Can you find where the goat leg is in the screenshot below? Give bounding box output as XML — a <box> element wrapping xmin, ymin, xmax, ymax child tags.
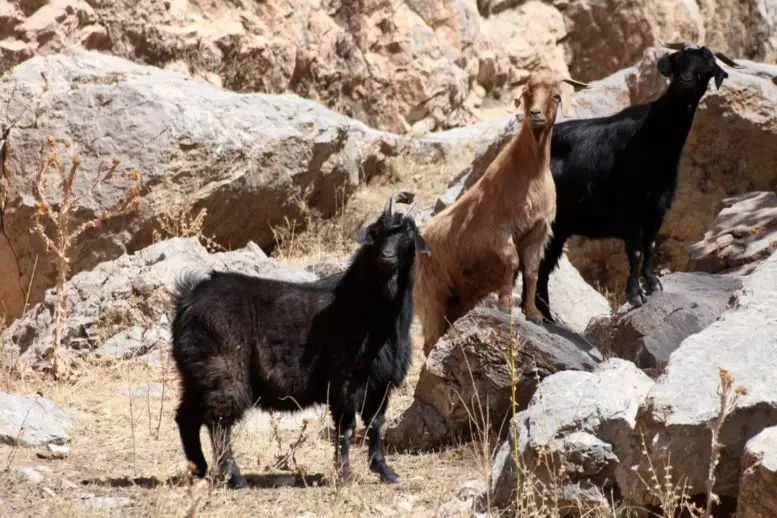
<box><xmin>333</xmin><ymin>411</ymin><xmax>356</xmax><ymax>484</ymax></box>
<box><xmin>535</xmin><ymin>235</ymin><xmax>565</xmax><ymax>323</ymax></box>
<box><xmin>497</xmin><ymin>243</ymin><xmax>520</xmax><ymax>314</ymax></box>
<box><xmin>361</xmin><ymin>387</ymin><xmax>399</xmax><ymax>484</ymax></box>
<box><xmin>640</xmin><ymin>226</ymin><xmax>664</xmax><ymax>295</ymax></box>
<box><xmin>518</xmin><ymin>222</ymin><xmax>551</xmax><ymax>325</ymax></box>
<box><xmin>207</xmin><ymin>420</ymin><xmax>248</xmax><ymax>490</ymax></box>
<box><xmin>625</xmin><ymin>236</ymin><xmax>647</xmax><ymax>307</ymax></box>
<box><xmin>175</xmin><ymin>396</ymin><xmax>208</xmax><ymax>479</ymax></box>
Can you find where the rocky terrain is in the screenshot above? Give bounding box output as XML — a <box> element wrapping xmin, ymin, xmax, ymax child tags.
<box><xmin>2</xmin><ymin>1</ymin><xmax>777</xmax><ymax>517</ymax></box>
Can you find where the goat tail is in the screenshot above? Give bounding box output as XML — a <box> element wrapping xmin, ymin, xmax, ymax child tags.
<box><xmin>172</xmin><ymin>269</ymin><xmax>212</xmax><ymax>315</ymax></box>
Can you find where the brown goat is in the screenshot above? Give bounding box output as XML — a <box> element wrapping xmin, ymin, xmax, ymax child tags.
<box><xmin>414</xmin><ymin>71</ymin><xmax>588</xmax><ymax>355</ymax></box>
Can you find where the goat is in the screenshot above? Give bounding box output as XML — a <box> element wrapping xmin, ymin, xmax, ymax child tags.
<box><xmin>534</xmin><ymin>41</ymin><xmax>742</xmax><ymax>322</ymax></box>
<box><xmin>414</xmin><ymin>71</ymin><xmax>588</xmax><ymax>355</ymax></box>
<box><xmin>170</xmin><ymin>193</ymin><xmax>430</xmax><ymax>489</ymax></box>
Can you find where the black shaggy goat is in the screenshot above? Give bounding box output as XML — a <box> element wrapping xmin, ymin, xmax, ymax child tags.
<box><xmin>170</xmin><ymin>193</ymin><xmax>430</xmax><ymax>489</ymax></box>
<box><xmin>535</xmin><ymin>41</ymin><xmax>742</xmax><ymax>322</ymax></box>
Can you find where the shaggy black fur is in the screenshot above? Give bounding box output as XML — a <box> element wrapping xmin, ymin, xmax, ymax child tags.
<box><xmin>170</xmin><ymin>195</ymin><xmax>430</xmax><ymax>489</ymax></box>
<box><xmin>536</xmin><ymin>44</ymin><xmax>731</xmax><ymax>321</ymax></box>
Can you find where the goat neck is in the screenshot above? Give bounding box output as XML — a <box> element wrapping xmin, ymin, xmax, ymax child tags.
<box><xmin>512</xmin><ymin>115</ymin><xmax>554</xmax><ymax>176</ymax></box>
<box><xmin>647</xmin><ymin>83</ymin><xmax>704</xmax><ymax>155</ymax></box>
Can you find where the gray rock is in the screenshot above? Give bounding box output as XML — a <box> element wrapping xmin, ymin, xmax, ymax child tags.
<box><xmin>688</xmin><ymin>191</ymin><xmax>777</xmax><ymax>275</ymax></box>
<box><xmin>385</xmin><ymin>307</ymin><xmax>603</xmax><ymax>452</ymax></box>
<box><xmin>585</xmin><ymin>272</ymin><xmax>742</xmax><ymax>372</ymax></box>
<box><xmin>620</xmin><ymin>252</ymin><xmax>777</xmax><ymax>506</ymax></box>
<box><xmin>737</xmin><ymin>426</ymin><xmax>777</xmax><ymax>518</ymax></box>
<box><xmin>0</xmin><ymin>47</ymin><xmax>446</xmax><ymax>320</ymax></box>
<box><xmin>490</xmin><ymin>359</ymin><xmax>653</xmax><ymax>508</ymax></box>
<box><xmin>3</xmin><ymin>237</ymin><xmax>318</xmax><ymax>367</ymax></box>
<box><xmin>16</xmin><ymin>466</ymin><xmax>45</xmax><ymax>484</ymax></box>
<box><xmin>0</xmin><ymin>392</ymin><xmax>72</xmax><ymax>447</ymax></box>
<box><xmin>79</xmin><ymin>496</ymin><xmax>133</xmax><ymax>509</ymax></box>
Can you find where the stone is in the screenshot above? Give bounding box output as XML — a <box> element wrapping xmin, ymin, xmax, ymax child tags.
<box><xmin>78</xmin><ymin>496</ymin><xmax>133</xmax><ymax>509</ymax></box>
<box><xmin>688</xmin><ymin>192</ymin><xmax>777</xmax><ymax>275</ymax></box>
<box><xmin>16</xmin><ymin>466</ymin><xmax>45</xmax><ymax>484</ymax></box>
<box><xmin>0</xmin><ymin>392</ymin><xmax>72</xmax><ymax>446</ymax></box>
<box><xmin>619</xmin><ymin>252</ymin><xmax>777</xmax><ymax>505</ymax></box>
<box><xmin>584</xmin><ymin>272</ymin><xmax>742</xmax><ymax>372</ymax></box>
<box><xmin>2</xmin><ymin>237</ymin><xmax>318</xmax><ymax>367</ymax></box>
<box><xmin>491</xmin><ymin>359</ymin><xmax>653</xmax><ymax>508</ymax></box>
<box><xmin>737</xmin><ymin>426</ymin><xmax>777</xmax><ymax>518</ymax></box>
<box><xmin>384</xmin><ymin>307</ymin><xmax>603</xmax><ymax>452</ymax></box>
<box><xmin>0</xmin><ymin>48</ymin><xmax>446</xmax><ymax>320</ymax></box>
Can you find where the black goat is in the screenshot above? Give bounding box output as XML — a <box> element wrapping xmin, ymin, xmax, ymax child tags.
<box><xmin>535</xmin><ymin>41</ymin><xmax>741</xmax><ymax>321</ymax></box>
<box><xmin>170</xmin><ymin>193</ymin><xmax>431</xmax><ymax>489</ymax></box>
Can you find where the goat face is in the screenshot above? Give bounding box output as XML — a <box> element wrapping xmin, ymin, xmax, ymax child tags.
<box><xmin>513</xmin><ymin>72</ymin><xmax>587</xmax><ymax>130</ymax></box>
<box><xmin>356</xmin><ymin>194</ymin><xmax>431</xmax><ymax>279</ymax></box>
<box><xmin>657</xmin><ymin>43</ymin><xmax>731</xmax><ymax>93</ymax></box>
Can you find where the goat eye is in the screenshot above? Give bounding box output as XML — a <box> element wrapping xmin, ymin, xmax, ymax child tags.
<box><xmin>553</xmin><ymin>94</ymin><xmax>561</xmax><ymax>102</ymax></box>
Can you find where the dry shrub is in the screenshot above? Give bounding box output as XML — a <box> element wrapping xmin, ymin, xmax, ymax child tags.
<box><xmin>151</xmin><ymin>190</ymin><xmax>224</xmax><ymax>252</ymax></box>
<box><xmin>32</xmin><ymin>137</ymin><xmax>142</xmax><ymax>380</ymax></box>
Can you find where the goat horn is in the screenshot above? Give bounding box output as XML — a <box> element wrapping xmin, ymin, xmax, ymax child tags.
<box><xmin>384</xmin><ymin>193</ymin><xmax>397</xmax><ymax>217</ymax></box>
<box><xmin>562</xmin><ymin>78</ymin><xmax>590</xmax><ymax>89</ymax></box>
<box><xmin>657</xmin><ymin>39</ymin><xmax>688</xmax><ymax>50</ymax></box>
<box><xmin>714</xmin><ymin>51</ymin><xmax>744</xmax><ymax>69</ymax></box>
<box><xmin>405</xmin><ymin>199</ymin><xmax>421</xmax><ymax>219</ymax></box>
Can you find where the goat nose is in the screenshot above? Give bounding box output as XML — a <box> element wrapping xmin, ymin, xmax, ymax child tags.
<box><xmin>530</xmin><ymin>109</ymin><xmax>542</xmax><ymax>118</ymax></box>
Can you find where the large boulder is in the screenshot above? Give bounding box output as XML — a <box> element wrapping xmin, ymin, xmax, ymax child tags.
<box><xmin>384</xmin><ymin>307</ymin><xmax>602</xmax><ymax>452</ymax></box>
<box><xmin>619</xmin><ymin>251</ymin><xmax>777</xmax><ymax>506</ymax></box>
<box><xmin>0</xmin><ymin>392</ymin><xmax>73</xmax><ymax>447</ymax></box>
<box><xmin>687</xmin><ymin>191</ymin><xmax>777</xmax><ymax>275</ymax></box>
<box><xmin>491</xmin><ymin>359</ymin><xmax>653</xmax><ymax>508</ymax></box>
<box><xmin>584</xmin><ymin>272</ymin><xmax>742</xmax><ymax>372</ymax></box>
<box><xmin>737</xmin><ymin>426</ymin><xmax>777</xmax><ymax>518</ymax></box>
<box><xmin>0</xmin><ymin>47</ymin><xmax>440</xmax><ymax>320</ymax></box>
<box><xmin>0</xmin><ymin>0</ymin><xmax>571</xmax><ymax>135</ymax></box>
<box><xmin>2</xmin><ymin>237</ymin><xmax>318</xmax><ymax>368</ymax></box>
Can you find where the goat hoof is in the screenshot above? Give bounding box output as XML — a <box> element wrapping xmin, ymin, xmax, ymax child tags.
<box><xmin>627</xmin><ymin>292</ymin><xmax>647</xmax><ymax>307</ymax></box>
<box><xmin>497</xmin><ymin>304</ymin><xmax>512</xmax><ymax>315</ymax></box>
<box><xmin>338</xmin><ymin>467</ymin><xmax>355</xmax><ymax>485</ymax></box>
<box><xmin>643</xmin><ymin>278</ymin><xmax>664</xmax><ymax>295</ymax></box>
<box><xmin>372</xmin><ymin>463</ymin><xmax>400</xmax><ymax>484</ymax></box>
<box><xmin>228</xmin><ymin>474</ymin><xmax>249</xmax><ymax>490</ymax></box>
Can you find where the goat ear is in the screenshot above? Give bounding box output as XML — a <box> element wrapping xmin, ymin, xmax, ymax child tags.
<box><xmin>713</xmin><ymin>64</ymin><xmax>728</xmax><ymax>90</ymax></box>
<box><xmin>560</xmin><ymin>86</ymin><xmax>575</xmax><ymax>118</ymax></box>
<box><xmin>657</xmin><ymin>53</ymin><xmax>674</xmax><ymax>77</ymax></box>
<box><xmin>355</xmin><ymin>225</ymin><xmax>374</xmax><ymax>245</ymax></box>
<box><xmin>415</xmin><ymin>234</ymin><xmax>432</xmax><ymax>257</ymax></box>
<box><xmin>512</xmin><ymin>86</ymin><xmax>525</xmax><ymax>111</ymax></box>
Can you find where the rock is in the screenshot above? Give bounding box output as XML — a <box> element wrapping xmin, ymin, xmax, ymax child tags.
<box><xmin>0</xmin><ymin>0</ymin><xmax>571</xmax><ymax>136</ymax></box>
<box><xmin>436</xmin><ymin>479</ymin><xmax>488</xmax><ymax>518</ymax></box>
<box><xmin>619</xmin><ymin>252</ymin><xmax>777</xmax><ymax>505</ymax></box>
<box><xmin>37</xmin><ymin>443</ymin><xmax>70</xmax><ymax>460</ymax></box>
<box><xmin>700</xmin><ymin>0</ymin><xmax>777</xmax><ymax>65</ymax></box>
<box><xmin>584</xmin><ymin>272</ymin><xmax>742</xmax><ymax>372</ymax></box>
<box><xmin>78</xmin><ymin>496</ymin><xmax>133</xmax><ymax>510</ymax></box>
<box><xmin>16</xmin><ymin>466</ymin><xmax>45</xmax><ymax>484</ymax></box>
<box><xmin>0</xmin><ymin>392</ymin><xmax>72</xmax><ymax>446</ymax></box>
<box><xmin>2</xmin><ymin>237</ymin><xmax>318</xmax><ymax>367</ymax></box>
<box><xmin>0</xmin><ymin>48</ymin><xmax>446</xmax><ymax>320</ymax></box>
<box><xmin>737</xmin><ymin>426</ymin><xmax>777</xmax><ymax>518</ymax></box>
<box><xmin>385</xmin><ymin>307</ymin><xmax>602</xmax><ymax>452</ymax></box>
<box><xmin>562</xmin><ymin>0</ymin><xmax>703</xmax><ymax>82</ymax></box>
<box><xmin>688</xmin><ymin>192</ymin><xmax>777</xmax><ymax>275</ymax></box>
<box><xmin>491</xmin><ymin>359</ymin><xmax>653</xmax><ymax>508</ymax></box>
